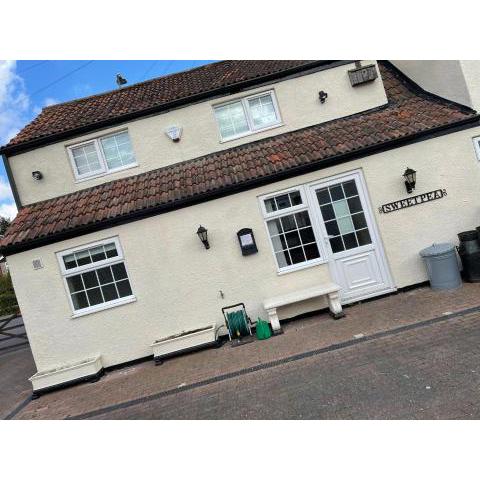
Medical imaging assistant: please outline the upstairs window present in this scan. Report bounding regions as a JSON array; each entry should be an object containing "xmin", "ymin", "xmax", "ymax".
[
  {"xmin": 473, "ymin": 136, "xmax": 480, "ymax": 161},
  {"xmin": 58, "ymin": 237, "xmax": 135, "ymax": 316},
  {"xmin": 214, "ymin": 90, "xmax": 281, "ymax": 141},
  {"xmin": 68, "ymin": 130, "xmax": 136, "ymax": 181}
]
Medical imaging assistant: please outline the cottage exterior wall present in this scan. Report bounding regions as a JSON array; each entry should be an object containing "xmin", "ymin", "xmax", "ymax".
[
  {"xmin": 8, "ymin": 61, "xmax": 387, "ymax": 206},
  {"xmin": 392, "ymin": 60, "xmax": 480, "ymax": 112},
  {"xmin": 7, "ymin": 125, "xmax": 480, "ymax": 372}
]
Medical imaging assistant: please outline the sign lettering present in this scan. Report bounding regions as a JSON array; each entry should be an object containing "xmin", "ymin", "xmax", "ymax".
[{"xmin": 378, "ymin": 189, "xmax": 447, "ymax": 214}]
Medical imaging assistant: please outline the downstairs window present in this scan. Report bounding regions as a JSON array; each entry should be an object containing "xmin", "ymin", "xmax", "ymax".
[
  {"xmin": 261, "ymin": 188, "xmax": 322, "ymax": 272},
  {"xmin": 58, "ymin": 237, "xmax": 134, "ymax": 316}
]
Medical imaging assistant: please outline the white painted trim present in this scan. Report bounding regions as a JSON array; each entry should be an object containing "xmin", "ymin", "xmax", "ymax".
[
  {"xmin": 213, "ymin": 89, "xmax": 282, "ymax": 142},
  {"xmin": 57, "ymin": 236, "xmax": 124, "ymax": 275},
  {"xmin": 66, "ymin": 129, "xmax": 138, "ymax": 181},
  {"xmin": 56, "ymin": 236, "xmax": 136, "ymax": 317},
  {"xmin": 473, "ymin": 136, "xmax": 480, "ymax": 161},
  {"xmin": 259, "ymin": 185, "xmax": 307, "ymax": 218},
  {"xmin": 306, "ymin": 168, "xmax": 396, "ymax": 302},
  {"xmin": 71, "ymin": 295, "xmax": 137, "ymax": 318},
  {"xmin": 258, "ymin": 185, "xmax": 327, "ymax": 274}
]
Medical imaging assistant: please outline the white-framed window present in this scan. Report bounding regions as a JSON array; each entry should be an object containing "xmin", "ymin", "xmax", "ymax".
[
  {"xmin": 67, "ymin": 130, "xmax": 137, "ymax": 181},
  {"xmin": 260, "ymin": 187, "xmax": 323, "ymax": 273},
  {"xmin": 473, "ymin": 136, "xmax": 480, "ymax": 161},
  {"xmin": 57, "ymin": 237, "xmax": 135, "ymax": 317},
  {"xmin": 214, "ymin": 90, "xmax": 282, "ymax": 142}
]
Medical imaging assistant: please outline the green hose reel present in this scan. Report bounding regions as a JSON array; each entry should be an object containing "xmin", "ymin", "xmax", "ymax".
[{"xmin": 222, "ymin": 303, "xmax": 252, "ymax": 340}]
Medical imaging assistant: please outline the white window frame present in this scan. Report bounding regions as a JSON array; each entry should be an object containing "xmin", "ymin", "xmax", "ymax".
[
  {"xmin": 213, "ymin": 90, "xmax": 283, "ymax": 142},
  {"xmin": 67, "ymin": 130, "xmax": 138, "ymax": 182},
  {"xmin": 473, "ymin": 136, "xmax": 480, "ymax": 161},
  {"xmin": 259, "ymin": 185, "xmax": 326, "ymax": 275},
  {"xmin": 56, "ymin": 237, "xmax": 136, "ymax": 318}
]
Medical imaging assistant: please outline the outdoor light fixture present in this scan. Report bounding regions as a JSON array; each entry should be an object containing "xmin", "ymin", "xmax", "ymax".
[
  {"xmin": 196, "ymin": 225, "xmax": 210, "ymax": 249},
  {"xmin": 32, "ymin": 171, "xmax": 43, "ymax": 181},
  {"xmin": 403, "ymin": 167, "xmax": 417, "ymax": 194},
  {"xmin": 318, "ymin": 91, "xmax": 328, "ymax": 103}
]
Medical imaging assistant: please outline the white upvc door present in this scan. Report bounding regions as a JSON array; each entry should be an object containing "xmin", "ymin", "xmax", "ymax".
[{"xmin": 307, "ymin": 170, "xmax": 395, "ymax": 304}]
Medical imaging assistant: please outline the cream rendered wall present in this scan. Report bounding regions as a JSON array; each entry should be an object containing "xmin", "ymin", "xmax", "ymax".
[
  {"xmin": 9, "ymin": 61, "xmax": 387, "ymax": 206},
  {"xmin": 8, "ymin": 125, "xmax": 480, "ymax": 372},
  {"xmin": 392, "ymin": 60, "xmax": 480, "ymax": 111},
  {"xmin": 459, "ymin": 61, "xmax": 480, "ymax": 112}
]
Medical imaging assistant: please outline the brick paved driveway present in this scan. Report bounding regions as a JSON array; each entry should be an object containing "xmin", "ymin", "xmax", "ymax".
[
  {"xmin": 80, "ymin": 312, "xmax": 480, "ymax": 419},
  {"xmin": 6, "ymin": 284, "xmax": 480, "ymax": 420}
]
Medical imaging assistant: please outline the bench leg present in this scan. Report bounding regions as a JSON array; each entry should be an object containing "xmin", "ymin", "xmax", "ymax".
[
  {"xmin": 266, "ymin": 308, "xmax": 282, "ymax": 333},
  {"xmin": 327, "ymin": 292, "xmax": 345, "ymax": 319}
]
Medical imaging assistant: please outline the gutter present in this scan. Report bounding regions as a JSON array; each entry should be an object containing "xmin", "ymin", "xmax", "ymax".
[
  {"xmin": 0, "ymin": 60, "xmax": 350, "ymax": 157},
  {"xmin": 2, "ymin": 112, "xmax": 479, "ymax": 256},
  {"xmin": 1, "ymin": 154, "xmax": 22, "ymax": 210}
]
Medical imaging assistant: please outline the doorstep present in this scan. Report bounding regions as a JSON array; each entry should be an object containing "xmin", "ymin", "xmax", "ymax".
[{"xmin": 13, "ymin": 283, "xmax": 480, "ymax": 420}]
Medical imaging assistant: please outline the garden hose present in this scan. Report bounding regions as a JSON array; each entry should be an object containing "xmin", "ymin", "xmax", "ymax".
[{"xmin": 227, "ymin": 310, "xmax": 249, "ymax": 338}]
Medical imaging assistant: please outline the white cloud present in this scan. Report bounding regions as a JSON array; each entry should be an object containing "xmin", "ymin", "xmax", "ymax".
[
  {"xmin": 0, "ymin": 177, "xmax": 16, "ymax": 220},
  {"xmin": 32, "ymin": 96, "xmax": 59, "ymax": 116},
  {"xmin": 0, "ymin": 177, "xmax": 13, "ymax": 201},
  {"xmin": 0, "ymin": 60, "xmax": 30, "ymax": 146},
  {"xmin": 0, "ymin": 202, "xmax": 17, "ymax": 220}
]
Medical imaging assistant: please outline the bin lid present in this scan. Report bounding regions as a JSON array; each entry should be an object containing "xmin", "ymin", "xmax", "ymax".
[{"xmin": 420, "ymin": 243, "xmax": 455, "ymax": 257}]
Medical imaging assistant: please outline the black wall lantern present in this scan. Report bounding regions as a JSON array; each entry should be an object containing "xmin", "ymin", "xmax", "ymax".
[
  {"xmin": 237, "ymin": 228, "xmax": 258, "ymax": 256},
  {"xmin": 318, "ymin": 91, "xmax": 328, "ymax": 104},
  {"xmin": 196, "ymin": 225, "xmax": 210, "ymax": 249},
  {"xmin": 403, "ymin": 167, "xmax": 417, "ymax": 194}
]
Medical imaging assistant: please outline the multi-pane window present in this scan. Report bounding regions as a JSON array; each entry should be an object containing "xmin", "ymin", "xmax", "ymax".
[
  {"xmin": 59, "ymin": 239, "xmax": 134, "ymax": 315},
  {"xmin": 315, "ymin": 180, "xmax": 372, "ymax": 254},
  {"xmin": 68, "ymin": 131, "xmax": 136, "ymax": 180},
  {"xmin": 214, "ymin": 91, "xmax": 281, "ymax": 141},
  {"xmin": 473, "ymin": 137, "xmax": 480, "ymax": 161},
  {"xmin": 263, "ymin": 190, "xmax": 321, "ymax": 270}
]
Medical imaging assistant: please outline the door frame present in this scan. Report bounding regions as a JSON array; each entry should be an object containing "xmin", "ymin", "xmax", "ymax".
[{"xmin": 305, "ymin": 168, "xmax": 396, "ymax": 303}]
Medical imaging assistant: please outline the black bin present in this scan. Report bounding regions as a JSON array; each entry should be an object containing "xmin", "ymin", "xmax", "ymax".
[{"xmin": 458, "ymin": 230, "xmax": 480, "ymax": 282}]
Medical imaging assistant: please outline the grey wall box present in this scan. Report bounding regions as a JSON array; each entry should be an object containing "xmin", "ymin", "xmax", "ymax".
[
  {"xmin": 237, "ymin": 228, "xmax": 258, "ymax": 256},
  {"xmin": 348, "ymin": 64, "xmax": 378, "ymax": 87},
  {"xmin": 420, "ymin": 243, "xmax": 462, "ymax": 290}
]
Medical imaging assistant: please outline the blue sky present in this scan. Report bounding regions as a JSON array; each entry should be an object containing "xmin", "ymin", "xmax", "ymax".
[{"xmin": 0, "ymin": 60, "xmax": 216, "ymax": 219}]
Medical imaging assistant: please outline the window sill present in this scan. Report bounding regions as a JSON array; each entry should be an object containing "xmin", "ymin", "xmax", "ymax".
[
  {"xmin": 220, "ymin": 123, "xmax": 284, "ymax": 144},
  {"xmin": 276, "ymin": 258, "xmax": 327, "ymax": 276},
  {"xmin": 71, "ymin": 295, "xmax": 137, "ymax": 319},
  {"xmin": 74, "ymin": 163, "xmax": 139, "ymax": 184}
]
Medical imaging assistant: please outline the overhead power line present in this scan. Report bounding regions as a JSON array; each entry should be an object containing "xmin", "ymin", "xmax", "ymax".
[
  {"xmin": 16, "ymin": 60, "xmax": 49, "ymax": 74},
  {"xmin": 139, "ymin": 60, "xmax": 158, "ymax": 82},
  {"xmin": 30, "ymin": 60, "xmax": 94, "ymax": 98}
]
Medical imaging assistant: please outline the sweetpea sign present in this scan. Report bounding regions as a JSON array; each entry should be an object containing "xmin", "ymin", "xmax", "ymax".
[{"xmin": 378, "ymin": 189, "xmax": 447, "ymax": 214}]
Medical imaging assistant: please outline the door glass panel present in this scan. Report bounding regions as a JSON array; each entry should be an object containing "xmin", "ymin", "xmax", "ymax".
[
  {"xmin": 332, "ymin": 199, "xmax": 349, "ymax": 218},
  {"xmin": 316, "ymin": 188, "xmax": 331, "ymax": 205},
  {"xmin": 357, "ymin": 228, "xmax": 372, "ymax": 246},
  {"xmin": 330, "ymin": 185, "xmax": 344, "ymax": 201},
  {"xmin": 320, "ymin": 204, "xmax": 335, "ymax": 221},
  {"xmin": 316, "ymin": 179, "xmax": 372, "ymax": 252},
  {"xmin": 337, "ymin": 216, "xmax": 355, "ymax": 235}
]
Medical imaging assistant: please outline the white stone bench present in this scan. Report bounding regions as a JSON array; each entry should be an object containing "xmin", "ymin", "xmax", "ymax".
[{"xmin": 263, "ymin": 283, "xmax": 344, "ymax": 333}]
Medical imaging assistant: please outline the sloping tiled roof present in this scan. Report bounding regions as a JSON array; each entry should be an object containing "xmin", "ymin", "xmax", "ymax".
[
  {"xmin": 3, "ymin": 60, "xmax": 320, "ymax": 150},
  {"xmin": 1, "ymin": 62, "xmax": 478, "ymax": 254}
]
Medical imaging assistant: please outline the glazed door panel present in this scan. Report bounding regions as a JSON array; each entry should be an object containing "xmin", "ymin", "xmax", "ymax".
[{"xmin": 309, "ymin": 171, "xmax": 395, "ymax": 303}]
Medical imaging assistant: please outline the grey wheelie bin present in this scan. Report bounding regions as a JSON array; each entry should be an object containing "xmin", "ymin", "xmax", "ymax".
[{"xmin": 419, "ymin": 243, "xmax": 462, "ymax": 290}]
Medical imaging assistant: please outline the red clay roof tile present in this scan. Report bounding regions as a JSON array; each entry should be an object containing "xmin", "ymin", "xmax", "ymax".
[
  {"xmin": 3, "ymin": 60, "xmax": 317, "ymax": 149},
  {"xmin": 0, "ymin": 62, "xmax": 477, "ymax": 253}
]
